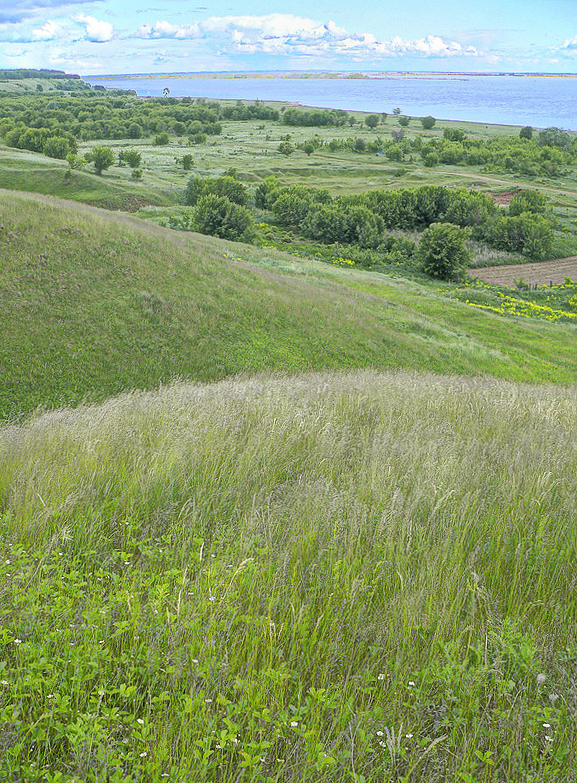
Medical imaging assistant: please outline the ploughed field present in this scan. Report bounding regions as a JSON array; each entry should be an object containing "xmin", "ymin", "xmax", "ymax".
[{"xmin": 471, "ymin": 255, "xmax": 577, "ymax": 287}]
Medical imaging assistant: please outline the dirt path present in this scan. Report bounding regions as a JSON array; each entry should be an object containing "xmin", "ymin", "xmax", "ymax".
[{"xmin": 470, "ymin": 256, "xmax": 577, "ymax": 287}]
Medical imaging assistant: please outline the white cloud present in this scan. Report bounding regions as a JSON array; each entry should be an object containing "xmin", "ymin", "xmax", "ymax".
[
  {"xmin": 72, "ymin": 14, "xmax": 114, "ymax": 43},
  {"xmin": 136, "ymin": 20, "xmax": 201, "ymax": 39},
  {"xmin": 32, "ymin": 20, "xmax": 60, "ymax": 41},
  {"xmin": 133, "ymin": 13, "xmax": 478, "ymax": 60}
]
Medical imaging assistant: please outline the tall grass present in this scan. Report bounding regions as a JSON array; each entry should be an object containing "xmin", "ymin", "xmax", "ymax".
[{"xmin": 1, "ymin": 369, "xmax": 576, "ymax": 781}]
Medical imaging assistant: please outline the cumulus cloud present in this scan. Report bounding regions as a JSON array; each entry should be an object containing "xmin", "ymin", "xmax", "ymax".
[
  {"xmin": 31, "ymin": 20, "xmax": 60, "ymax": 41},
  {"xmin": 134, "ymin": 13, "xmax": 478, "ymax": 60},
  {"xmin": 561, "ymin": 34, "xmax": 577, "ymax": 51},
  {"xmin": 72, "ymin": 14, "xmax": 114, "ymax": 43}
]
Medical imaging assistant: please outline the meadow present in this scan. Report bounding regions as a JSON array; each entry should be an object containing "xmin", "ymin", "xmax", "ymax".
[
  {"xmin": 1, "ymin": 370, "xmax": 577, "ymax": 782},
  {"xmin": 1, "ymin": 75, "xmax": 577, "ymax": 782}
]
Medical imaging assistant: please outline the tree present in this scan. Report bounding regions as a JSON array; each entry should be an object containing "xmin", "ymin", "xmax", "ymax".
[
  {"xmin": 538, "ymin": 127, "xmax": 572, "ymax": 149},
  {"xmin": 365, "ymin": 114, "xmax": 380, "ymax": 130},
  {"xmin": 417, "ymin": 222, "xmax": 470, "ymax": 280},
  {"xmin": 398, "ymin": 116, "xmax": 410, "ymax": 127},
  {"xmin": 421, "ymin": 116, "xmax": 436, "ymax": 130},
  {"xmin": 393, "ymin": 107, "xmax": 402, "ymax": 115},
  {"xmin": 303, "ymin": 140, "xmax": 316, "ymax": 156},
  {"xmin": 154, "ymin": 132, "xmax": 170, "ymax": 146},
  {"xmin": 163, "ymin": 87, "xmax": 170, "ymax": 98},
  {"xmin": 519, "ymin": 126, "xmax": 533, "ymax": 140},
  {"xmin": 89, "ymin": 146, "xmax": 115, "ymax": 175}
]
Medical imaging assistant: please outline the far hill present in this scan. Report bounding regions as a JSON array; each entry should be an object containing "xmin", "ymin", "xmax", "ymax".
[
  {"xmin": 2, "ymin": 189, "xmax": 577, "ymax": 420},
  {"xmin": 0, "ymin": 69, "xmax": 81, "ymax": 80}
]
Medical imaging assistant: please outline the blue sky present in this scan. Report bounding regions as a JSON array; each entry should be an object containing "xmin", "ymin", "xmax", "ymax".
[{"xmin": 0, "ymin": 0, "xmax": 576, "ymax": 75}]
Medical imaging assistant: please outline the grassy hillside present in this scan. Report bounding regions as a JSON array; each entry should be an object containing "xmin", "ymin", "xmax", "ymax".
[
  {"xmin": 1, "ymin": 370, "xmax": 576, "ymax": 781},
  {"xmin": 2, "ymin": 189, "xmax": 577, "ymax": 420}
]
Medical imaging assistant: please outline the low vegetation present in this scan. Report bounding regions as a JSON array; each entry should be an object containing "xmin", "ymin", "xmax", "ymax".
[{"xmin": 1, "ymin": 370, "xmax": 576, "ymax": 781}]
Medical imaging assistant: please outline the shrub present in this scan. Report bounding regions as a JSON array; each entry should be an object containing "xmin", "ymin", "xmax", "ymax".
[
  {"xmin": 365, "ymin": 114, "xmax": 380, "ymax": 129},
  {"xmin": 443, "ymin": 127, "xmax": 466, "ymax": 142},
  {"xmin": 193, "ymin": 194, "xmax": 253, "ymax": 241},
  {"xmin": 398, "ymin": 116, "xmax": 411, "ymax": 127},
  {"xmin": 421, "ymin": 116, "xmax": 436, "ymax": 130},
  {"xmin": 417, "ymin": 222, "xmax": 471, "ymax": 279},
  {"xmin": 484, "ymin": 213, "xmax": 554, "ymax": 259},
  {"xmin": 254, "ymin": 176, "xmax": 279, "ymax": 210},
  {"xmin": 153, "ymin": 132, "xmax": 170, "ymax": 146},
  {"xmin": 278, "ymin": 140, "xmax": 295, "ymax": 156},
  {"xmin": 119, "ymin": 149, "xmax": 142, "ymax": 168},
  {"xmin": 519, "ymin": 126, "xmax": 533, "ymax": 140},
  {"xmin": 43, "ymin": 136, "xmax": 71, "ymax": 159},
  {"xmin": 183, "ymin": 176, "xmax": 248, "ymax": 207},
  {"xmin": 508, "ymin": 190, "xmax": 548, "ymax": 216}
]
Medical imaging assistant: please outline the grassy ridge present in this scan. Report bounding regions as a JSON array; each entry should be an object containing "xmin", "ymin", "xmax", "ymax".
[
  {"xmin": 2, "ymin": 189, "xmax": 577, "ymax": 420},
  {"xmin": 1, "ymin": 370, "xmax": 576, "ymax": 780}
]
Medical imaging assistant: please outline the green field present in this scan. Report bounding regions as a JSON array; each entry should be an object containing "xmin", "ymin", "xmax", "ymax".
[{"xmin": 1, "ymin": 75, "xmax": 577, "ymax": 782}]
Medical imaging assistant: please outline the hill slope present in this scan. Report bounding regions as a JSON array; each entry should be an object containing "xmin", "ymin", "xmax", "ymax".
[
  {"xmin": 1, "ymin": 370, "xmax": 576, "ymax": 780},
  {"xmin": 2, "ymin": 189, "xmax": 577, "ymax": 419}
]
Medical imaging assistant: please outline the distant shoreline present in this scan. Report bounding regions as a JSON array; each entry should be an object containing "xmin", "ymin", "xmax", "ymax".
[{"xmin": 84, "ymin": 70, "xmax": 577, "ymax": 80}]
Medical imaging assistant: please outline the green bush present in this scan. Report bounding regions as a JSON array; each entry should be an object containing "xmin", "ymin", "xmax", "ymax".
[
  {"xmin": 153, "ymin": 132, "xmax": 170, "ymax": 146},
  {"xmin": 417, "ymin": 222, "xmax": 471, "ymax": 279},
  {"xmin": 421, "ymin": 116, "xmax": 436, "ymax": 129},
  {"xmin": 193, "ymin": 194, "xmax": 253, "ymax": 241},
  {"xmin": 508, "ymin": 190, "xmax": 549, "ymax": 216},
  {"xmin": 254, "ymin": 176, "xmax": 279, "ymax": 210},
  {"xmin": 484, "ymin": 213, "xmax": 554, "ymax": 259},
  {"xmin": 42, "ymin": 136, "xmax": 71, "ymax": 159},
  {"xmin": 183, "ymin": 176, "xmax": 248, "ymax": 207},
  {"xmin": 118, "ymin": 149, "xmax": 142, "ymax": 168}
]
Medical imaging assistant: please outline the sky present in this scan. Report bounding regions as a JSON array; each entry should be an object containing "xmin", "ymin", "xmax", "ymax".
[{"xmin": 1, "ymin": 0, "xmax": 577, "ymax": 76}]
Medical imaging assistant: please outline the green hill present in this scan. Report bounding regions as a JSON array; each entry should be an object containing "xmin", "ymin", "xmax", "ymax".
[
  {"xmin": 1, "ymin": 370, "xmax": 576, "ymax": 780},
  {"xmin": 2, "ymin": 188, "xmax": 577, "ymax": 420}
]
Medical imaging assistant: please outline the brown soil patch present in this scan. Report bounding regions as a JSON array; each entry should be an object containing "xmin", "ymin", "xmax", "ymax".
[
  {"xmin": 491, "ymin": 190, "xmax": 517, "ymax": 206},
  {"xmin": 470, "ymin": 257, "xmax": 577, "ymax": 288}
]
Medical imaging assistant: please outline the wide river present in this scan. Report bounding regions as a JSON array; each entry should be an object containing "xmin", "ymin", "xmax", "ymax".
[{"xmin": 82, "ymin": 73, "xmax": 577, "ymax": 130}]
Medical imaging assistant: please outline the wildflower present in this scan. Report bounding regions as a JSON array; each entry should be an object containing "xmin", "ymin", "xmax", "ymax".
[
  {"xmin": 205, "ymin": 698, "xmax": 213, "ymax": 703},
  {"xmin": 376, "ymin": 731, "xmax": 384, "ymax": 736},
  {"xmin": 537, "ymin": 673, "xmax": 547, "ymax": 685},
  {"xmin": 379, "ymin": 740, "xmax": 386, "ymax": 747},
  {"xmin": 406, "ymin": 733, "xmax": 414, "ymax": 739},
  {"xmin": 13, "ymin": 638, "xmax": 22, "ymax": 645},
  {"xmin": 0, "ymin": 680, "xmax": 9, "ymax": 686},
  {"xmin": 545, "ymin": 735, "xmax": 554, "ymax": 742},
  {"xmin": 290, "ymin": 721, "xmax": 298, "ymax": 727},
  {"xmin": 139, "ymin": 751, "xmax": 148, "ymax": 757},
  {"xmin": 191, "ymin": 658, "xmax": 199, "ymax": 664},
  {"xmin": 377, "ymin": 673, "xmax": 385, "ymax": 681},
  {"xmin": 137, "ymin": 718, "xmax": 145, "ymax": 725},
  {"xmin": 408, "ymin": 680, "xmax": 416, "ymax": 687}
]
